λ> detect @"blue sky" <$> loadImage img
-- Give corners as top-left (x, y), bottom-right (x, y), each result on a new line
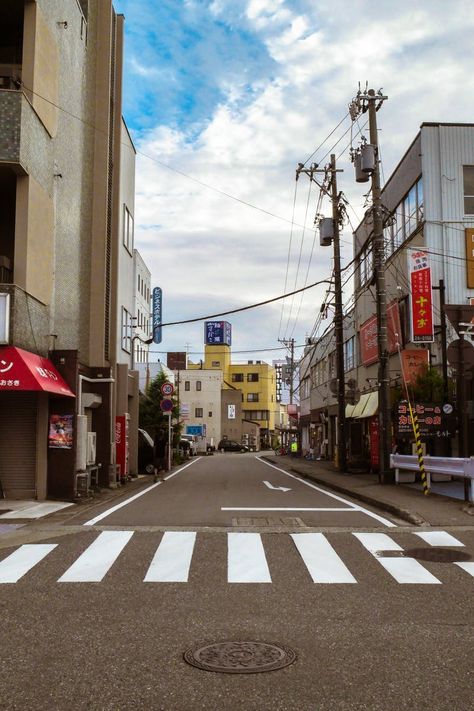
top-left (113, 1), bottom-right (474, 370)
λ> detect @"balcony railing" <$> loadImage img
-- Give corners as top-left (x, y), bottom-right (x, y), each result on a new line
top-left (0, 256), bottom-right (13, 284)
top-left (0, 64), bottom-right (22, 91)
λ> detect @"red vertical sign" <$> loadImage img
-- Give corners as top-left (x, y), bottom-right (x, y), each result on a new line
top-left (409, 250), bottom-right (434, 342)
top-left (369, 416), bottom-right (379, 470)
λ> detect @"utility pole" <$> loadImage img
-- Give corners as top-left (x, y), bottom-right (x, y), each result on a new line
top-left (350, 87), bottom-right (390, 483)
top-left (329, 155), bottom-right (347, 472)
top-left (295, 159), bottom-right (346, 471)
top-left (278, 338), bottom-right (295, 403)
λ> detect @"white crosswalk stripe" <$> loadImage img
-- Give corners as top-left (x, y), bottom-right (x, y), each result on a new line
top-left (227, 532), bottom-right (271, 583)
top-left (58, 531), bottom-right (134, 583)
top-left (0, 530), bottom-right (472, 585)
top-left (0, 544), bottom-right (57, 583)
top-left (144, 531), bottom-right (196, 582)
top-left (353, 532), bottom-right (441, 584)
top-left (291, 533), bottom-right (356, 583)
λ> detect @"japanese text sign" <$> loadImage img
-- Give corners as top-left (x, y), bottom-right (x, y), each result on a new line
top-left (409, 251), bottom-right (433, 343)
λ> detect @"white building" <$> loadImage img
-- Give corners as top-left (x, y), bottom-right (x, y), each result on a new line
top-left (133, 250), bottom-right (151, 367)
top-left (176, 369), bottom-right (223, 448)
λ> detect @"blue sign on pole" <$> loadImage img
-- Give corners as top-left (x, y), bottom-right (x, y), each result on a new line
top-left (186, 425), bottom-right (203, 436)
top-left (152, 287), bottom-right (162, 344)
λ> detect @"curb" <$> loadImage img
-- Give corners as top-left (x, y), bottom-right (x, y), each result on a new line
top-left (289, 466), bottom-right (428, 526)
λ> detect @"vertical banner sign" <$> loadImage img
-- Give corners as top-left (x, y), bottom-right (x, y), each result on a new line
top-left (465, 228), bottom-right (474, 288)
top-left (152, 287), bottom-right (162, 344)
top-left (409, 250), bottom-right (434, 342)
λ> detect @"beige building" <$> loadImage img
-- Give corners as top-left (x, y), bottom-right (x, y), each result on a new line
top-left (0, 0), bottom-right (136, 498)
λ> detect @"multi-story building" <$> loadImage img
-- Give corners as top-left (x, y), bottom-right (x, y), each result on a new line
top-left (133, 250), bottom-right (151, 368)
top-left (303, 122), bottom-right (474, 467)
top-left (176, 369), bottom-right (223, 449)
top-left (0, 1), bottom-right (135, 498)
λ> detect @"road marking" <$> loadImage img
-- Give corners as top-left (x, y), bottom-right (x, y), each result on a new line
top-left (291, 533), bottom-right (356, 584)
top-left (257, 457), bottom-right (396, 527)
top-left (414, 531), bottom-right (465, 547)
top-left (0, 544), bottom-right (57, 583)
top-left (227, 532), bottom-right (271, 583)
top-left (82, 458), bottom-right (202, 526)
top-left (263, 481), bottom-right (291, 492)
top-left (353, 532), bottom-right (441, 584)
top-left (222, 507), bottom-right (358, 512)
top-left (454, 562), bottom-right (474, 578)
top-left (58, 531), bottom-right (133, 582)
top-left (144, 532), bottom-right (196, 582)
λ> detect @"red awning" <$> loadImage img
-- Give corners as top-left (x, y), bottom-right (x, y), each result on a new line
top-left (0, 346), bottom-right (75, 397)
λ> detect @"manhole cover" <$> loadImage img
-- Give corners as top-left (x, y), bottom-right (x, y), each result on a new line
top-left (402, 547), bottom-right (472, 563)
top-left (183, 641), bottom-right (296, 674)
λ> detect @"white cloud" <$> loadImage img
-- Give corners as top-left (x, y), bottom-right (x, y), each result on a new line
top-left (130, 0), bottom-right (474, 364)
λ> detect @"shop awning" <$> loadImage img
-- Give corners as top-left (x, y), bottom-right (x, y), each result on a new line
top-left (0, 346), bottom-right (75, 397)
top-left (362, 391), bottom-right (378, 418)
top-left (345, 403), bottom-right (356, 418)
top-left (350, 392), bottom-right (371, 418)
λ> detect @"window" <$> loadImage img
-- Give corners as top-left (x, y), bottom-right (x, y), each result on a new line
top-left (247, 373), bottom-right (259, 382)
top-left (184, 381), bottom-right (190, 391)
top-left (212, 361), bottom-right (220, 367)
top-left (195, 408), bottom-right (203, 418)
top-left (247, 393), bottom-right (259, 402)
top-left (208, 412), bottom-right (212, 417)
top-left (344, 336), bottom-right (355, 371)
top-left (232, 373), bottom-right (244, 382)
top-left (242, 410), bottom-right (269, 421)
top-left (121, 307), bottom-right (132, 353)
top-left (196, 381), bottom-right (201, 391)
top-left (123, 205), bottom-right (134, 253)
top-left (464, 166), bottom-right (474, 214)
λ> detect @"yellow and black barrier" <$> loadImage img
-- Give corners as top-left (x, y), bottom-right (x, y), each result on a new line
top-left (408, 402), bottom-right (429, 496)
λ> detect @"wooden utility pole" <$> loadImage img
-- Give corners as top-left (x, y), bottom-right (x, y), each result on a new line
top-left (329, 154), bottom-right (347, 472)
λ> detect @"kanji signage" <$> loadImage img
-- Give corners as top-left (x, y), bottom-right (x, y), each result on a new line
top-left (152, 287), bottom-right (162, 344)
top-left (204, 321), bottom-right (232, 346)
top-left (409, 250), bottom-right (434, 343)
top-left (360, 301), bottom-right (401, 365)
top-left (400, 349), bottom-right (429, 384)
top-left (396, 402), bottom-right (454, 438)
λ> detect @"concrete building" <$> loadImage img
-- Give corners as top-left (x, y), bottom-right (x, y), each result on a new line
top-left (0, 0), bottom-right (134, 498)
top-left (133, 249), bottom-right (151, 368)
top-left (176, 369), bottom-right (223, 449)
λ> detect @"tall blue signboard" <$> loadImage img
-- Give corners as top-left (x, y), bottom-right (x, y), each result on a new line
top-left (205, 320), bottom-right (232, 346)
top-left (152, 287), bottom-right (162, 344)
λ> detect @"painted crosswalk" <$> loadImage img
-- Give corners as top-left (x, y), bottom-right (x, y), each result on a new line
top-left (0, 531), bottom-right (472, 586)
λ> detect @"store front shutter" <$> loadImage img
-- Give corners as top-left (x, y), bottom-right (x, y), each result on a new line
top-left (0, 393), bottom-right (37, 498)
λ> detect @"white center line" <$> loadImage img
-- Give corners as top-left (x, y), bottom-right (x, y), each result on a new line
top-left (222, 507), bottom-right (358, 512)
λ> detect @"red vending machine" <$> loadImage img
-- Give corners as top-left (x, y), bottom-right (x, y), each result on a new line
top-left (115, 413), bottom-right (130, 481)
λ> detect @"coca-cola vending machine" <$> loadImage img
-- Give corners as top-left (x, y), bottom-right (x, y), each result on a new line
top-left (115, 413), bottom-right (130, 481)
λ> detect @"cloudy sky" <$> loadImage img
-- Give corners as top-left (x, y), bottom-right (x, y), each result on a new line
top-left (114, 0), bottom-right (474, 368)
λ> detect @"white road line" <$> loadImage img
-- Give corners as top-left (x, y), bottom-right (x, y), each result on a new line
top-left (58, 531), bottom-right (133, 582)
top-left (353, 532), bottom-right (441, 584)
top-left (228, 532), bottom-right (271, 583)
top-left (144, 532), bottom-right (196, 582)
top-left (257, 457), bottom-right (396, 527)
top-left (83, 458), bottom-right (201, 526)
top-left (414, 531), bottom-right (465, 547)
top-left (291, 533), bottom-right (356, 584)
top-left (222, 507), bottom-right (358, 512)
top-left (454, 562), bottom-right (474, 578)
top-left (0, 544), bottom-right (57, 583)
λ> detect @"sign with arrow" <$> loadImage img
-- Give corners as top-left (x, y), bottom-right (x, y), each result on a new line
top-left (263, 481), bottom-right (291, 492)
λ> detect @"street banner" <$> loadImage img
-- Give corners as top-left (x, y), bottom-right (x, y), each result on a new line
top-left (400, 349), bottom-right (429, 384)
top-left (152, 287), bottom-right (162, 344)
top-left (360, 301), bottom-right (401, 365)
top-left (409, 250), bottom-right (434, 342)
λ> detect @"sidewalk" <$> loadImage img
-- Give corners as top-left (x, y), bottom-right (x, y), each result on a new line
top-left (263, 454), bottom-right (474, 527)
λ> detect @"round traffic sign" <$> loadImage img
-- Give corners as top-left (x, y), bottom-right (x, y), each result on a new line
top-left (160, 398), bottom-right (174, 412)
top-left (161, 382), bottom-right (174, 396)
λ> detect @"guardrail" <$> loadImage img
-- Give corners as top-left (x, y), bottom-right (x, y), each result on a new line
top-left (390, 454), bottom-right (474, 502)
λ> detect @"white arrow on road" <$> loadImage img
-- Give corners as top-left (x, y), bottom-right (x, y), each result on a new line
top-left (263, 480), bottom-right (291, 492)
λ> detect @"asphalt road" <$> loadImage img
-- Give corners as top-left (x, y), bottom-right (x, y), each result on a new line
top-left (0, 453), bottom-right (473, 711)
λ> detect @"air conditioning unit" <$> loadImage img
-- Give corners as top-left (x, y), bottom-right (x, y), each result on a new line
top-left (87, 432), bottom-right (97, 465)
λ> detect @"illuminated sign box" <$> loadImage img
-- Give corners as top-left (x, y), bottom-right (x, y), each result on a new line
top-left (204, 321), bottom-right (232, 346)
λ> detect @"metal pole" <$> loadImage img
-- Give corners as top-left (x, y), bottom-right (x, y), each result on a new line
top-left (368, 90), bottom-right (391, 483)
top-left (167, 412), bottom-right (172, 472)
top-left (330, 154), bottom-right (347, 472)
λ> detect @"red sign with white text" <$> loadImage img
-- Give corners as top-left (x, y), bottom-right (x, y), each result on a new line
top-left (409, 251), bottom-right (434, 342)
top-left (360, 302), bottom-right (401, 365)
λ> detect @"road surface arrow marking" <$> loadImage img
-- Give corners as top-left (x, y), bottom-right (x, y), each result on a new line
top-left (263, 480), bottom-right (291, 492)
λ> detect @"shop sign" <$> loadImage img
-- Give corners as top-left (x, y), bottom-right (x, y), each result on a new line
top-left (409, 250), bottom-right (434, 342)
top-left (180, 403), bottom-right (190, 420)
top-left (204, 321), bottom-right (232, 346)
top-left (186, 425), bottom-right (203, 436)
top-left (360, 302), bottom-right (401, 365)
top-left (369, 416), bottom-right (379, 470)
top-left (396, 401), bottom-right (454, 438)
top-left (400, 349), bottom-right (429, 384)
top-left (228, 404), bottom-right (236, 419)
top-left (49, 414), bottom-right (73, 449)
top-left (152, 287), bottom-right (162, 344)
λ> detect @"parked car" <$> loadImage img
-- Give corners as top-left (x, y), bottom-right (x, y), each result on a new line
top-left (138, 428), bottom-right (154, 474)
top-left (180, 434), bottom-right (199, 456)
top-left (217, 440), bottom-right (249, 452)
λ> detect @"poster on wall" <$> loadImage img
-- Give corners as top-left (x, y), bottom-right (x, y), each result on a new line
top-left (49, 414), bottom-right (73, 449)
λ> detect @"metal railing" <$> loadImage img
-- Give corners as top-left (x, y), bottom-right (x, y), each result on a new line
top-left (390, 454), bottom-right (474, 502)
